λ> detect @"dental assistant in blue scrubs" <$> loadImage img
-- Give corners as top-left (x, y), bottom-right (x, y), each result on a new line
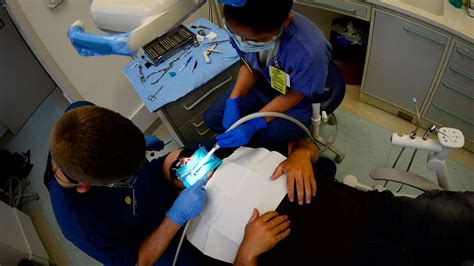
top-left (204, 0), bottom-right (332, 147)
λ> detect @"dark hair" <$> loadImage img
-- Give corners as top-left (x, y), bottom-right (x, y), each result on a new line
top-left (223, 0), bottom-right (293, 34)
top-left (50, 106), bottom-right (145, 184)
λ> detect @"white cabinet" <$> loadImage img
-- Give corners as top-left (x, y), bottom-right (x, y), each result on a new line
top-left (361, 8), bottom-right (450, 113)
top-left (0, 201), bottom-right (49, 265)
top-left (295, 0), bottom-right (372, 21)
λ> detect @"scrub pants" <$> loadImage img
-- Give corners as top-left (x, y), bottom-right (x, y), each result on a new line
top-left (204, 81), bottom-right (313, 146)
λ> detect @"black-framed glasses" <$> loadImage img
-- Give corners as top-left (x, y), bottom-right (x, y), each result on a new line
top-left (56, 170), bottom-right (138, 189)
top-left (62, 171), bottom-right (79, 184)
top-left (54, 161), bottom-right (141, 189)
top-left (49, 153), bottom-right (142, 189)
top-left (105, 175), bottom-right (138, 188)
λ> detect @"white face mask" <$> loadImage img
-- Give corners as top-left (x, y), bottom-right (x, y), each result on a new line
top-left (223, 20), bottom-right (281, 53)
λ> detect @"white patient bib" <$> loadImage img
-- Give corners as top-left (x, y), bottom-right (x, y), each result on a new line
top-left (186, 147), bottom-right (288, 263)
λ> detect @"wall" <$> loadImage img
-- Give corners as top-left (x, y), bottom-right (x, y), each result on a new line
top-left (4, 0), bottom-right (210, 131)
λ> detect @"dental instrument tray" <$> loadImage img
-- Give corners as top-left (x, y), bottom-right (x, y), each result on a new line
top-left (144, 25), bottom-right (196, 65)
top-left (123, 18), bottom-right (240, 113)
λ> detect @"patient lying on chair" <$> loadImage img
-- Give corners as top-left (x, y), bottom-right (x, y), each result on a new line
top-left (159, 140), bottom-right (474, 266)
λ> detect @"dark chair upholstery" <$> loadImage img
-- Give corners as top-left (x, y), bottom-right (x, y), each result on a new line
top-left (312, 60), bottom-right (346, 114)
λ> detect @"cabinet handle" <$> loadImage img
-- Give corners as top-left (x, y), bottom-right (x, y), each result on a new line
top-left (310, 1), bottom-right (357, 13)
top-left (192, 121), bottom-right (205, 128)
top-left (196, 128), bottom-right (211, 136)
top-left (403, 26), bottom-right (445, 45)
top-left (449, 65), bottom-right (474, 81)
top-left (183, 75), bottom-right (233, 111)
top-left (456, 45), bottom-right (474, 60)
top-left (443, 80), bottom-right (474, 100)
top-left (433, 103), bottom-right (474, 126)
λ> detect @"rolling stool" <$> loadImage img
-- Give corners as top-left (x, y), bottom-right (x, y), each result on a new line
top-left (311, 60), bottom-right (346, 163)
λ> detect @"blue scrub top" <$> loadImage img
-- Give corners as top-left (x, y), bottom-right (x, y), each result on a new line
top-left (234, 12), bottom-right (332, 98)
top-left (48, 157), bottom-right (181, 265)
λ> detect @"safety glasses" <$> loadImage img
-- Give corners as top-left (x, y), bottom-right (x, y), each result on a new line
top-left (54, 170), bottom-right (138, 189)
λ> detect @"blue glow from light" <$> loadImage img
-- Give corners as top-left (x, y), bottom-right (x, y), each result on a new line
top-left (176, 147), bottom-right (222, 187)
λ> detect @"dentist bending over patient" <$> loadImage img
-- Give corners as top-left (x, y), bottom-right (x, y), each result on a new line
top-left (44, 102), bottom-right (317, 265)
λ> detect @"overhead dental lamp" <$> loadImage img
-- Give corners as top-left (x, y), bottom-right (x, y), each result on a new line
top-left (68, 0), bottom-right (205, 57)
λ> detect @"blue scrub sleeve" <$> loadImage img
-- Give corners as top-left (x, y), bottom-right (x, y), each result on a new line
top-left (290, 42), bottom-right (331, 97)
top-left (70, 216), bottom-right (143, 265)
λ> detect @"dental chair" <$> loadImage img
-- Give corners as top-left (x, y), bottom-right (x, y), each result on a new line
top-left (311, 60), bottom-right (346, 163)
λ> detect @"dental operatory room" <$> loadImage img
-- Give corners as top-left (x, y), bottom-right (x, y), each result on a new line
top-left (1, 0), bottom-right (474, 265)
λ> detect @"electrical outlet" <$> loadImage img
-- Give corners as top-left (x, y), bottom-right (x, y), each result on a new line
top-left (47, 0), bottom-right (63, 9)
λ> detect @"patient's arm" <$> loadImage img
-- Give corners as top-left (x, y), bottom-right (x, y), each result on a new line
top-left (234, 209), bottom-right (291, 266)
top-left (271, 139), bottom-right (320, 205)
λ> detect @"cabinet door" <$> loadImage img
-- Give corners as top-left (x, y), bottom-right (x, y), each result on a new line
top-left (0, 7), bottom-right (55, 134)
top-left (362, 10), bottom-right (448, 112)
top-left (295, 0), bottom-right (371, 21)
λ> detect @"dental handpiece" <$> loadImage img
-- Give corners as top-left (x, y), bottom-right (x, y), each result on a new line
top-left (192, 143), bottom-right (220, 173)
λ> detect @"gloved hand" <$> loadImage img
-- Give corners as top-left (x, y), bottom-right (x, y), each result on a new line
top-left (216, 117), bottom-right (267, 148)
top-left (145, 135), bottom-right (165, 151)
top-left (222, 97), bottom-right (241, 130)
top-left (166, 179), bottom-right (207, 226)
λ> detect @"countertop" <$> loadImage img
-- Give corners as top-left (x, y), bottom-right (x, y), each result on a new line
top-left (366, 0), bottom-right (474, 43)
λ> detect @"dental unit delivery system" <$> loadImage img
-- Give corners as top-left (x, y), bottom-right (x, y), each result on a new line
top-left (343, 97), bottom-right (465, 195)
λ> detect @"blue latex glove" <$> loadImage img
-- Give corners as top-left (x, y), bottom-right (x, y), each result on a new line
top-left (218, 0), bottom-right (247, 7)
top-left (222, 97), bottom-right (241, 130)
top-left (216, 117), bottom-right (267, 148)
top-left (144, 135), bottom-right (164, 151)
top-left (166, 179), bottom-right (207, 226)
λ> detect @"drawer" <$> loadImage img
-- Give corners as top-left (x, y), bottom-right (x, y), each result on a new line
top-left (444, 61), bottom-right (474, 90)
top-left (431, 79), bottom-right (473, 121)
top-left (178, 110), bottom-right (216, 145)
top-left (450, 42), bottom-right (474, 71)
top-left (164, 63), bottom-right (239, 127)
top-left (296, 0), bottom-right (370, 21)
top-left (425, 102), bottom-right (474, 141)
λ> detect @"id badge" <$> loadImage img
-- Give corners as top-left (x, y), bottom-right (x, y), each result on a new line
top-left (269, 66), bottom-right (290, 94)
